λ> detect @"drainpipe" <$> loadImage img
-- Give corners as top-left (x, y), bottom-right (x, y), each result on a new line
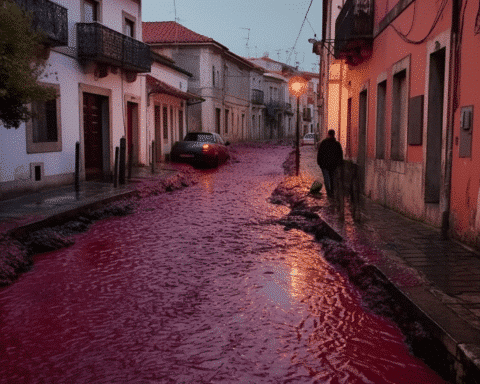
top-left (442, 0), bottom-right (461, 239)
top-left (337, 61), bottom-right (344, 142)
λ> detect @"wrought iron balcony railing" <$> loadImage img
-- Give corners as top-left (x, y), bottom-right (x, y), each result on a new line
top-left (334, 0), bottom-right (374, 62)
top-left (251, 89), bottom-right (264, 105)
top-left (77, 23), bottom-right (152, 73)
top-left (14, 0), bottom-right (68, 46)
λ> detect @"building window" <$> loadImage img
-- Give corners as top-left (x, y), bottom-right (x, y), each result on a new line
top-left (225, 109), bottom-right (229, 134)
top-left (242, 113), bottom-right (245, 137)
top-left (391, 69), bottom-right (407, 161)
top-left (124, 19), bottom-right (134, 37)
top-left (170, 106), bottom-right (174, 142)
top-left (212, 66), bottom-right (216, 87)
top-left (83, 0), bottom-right (99, 22)
top-left (163, 106), bottom-right (168, 140)
top-left (376, 80), bottom-right (387, 159)
top-left (215, 108), bottom-right (221, 134)
top-left (122, 11), bottom-right (136, 38)
top-left (154, 104), bottom-right (160, 132)
top-left (26, 83), bottom-right (62, 153)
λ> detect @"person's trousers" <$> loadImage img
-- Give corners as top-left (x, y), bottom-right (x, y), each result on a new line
top-left (321, 168), bottom-right (335, 197)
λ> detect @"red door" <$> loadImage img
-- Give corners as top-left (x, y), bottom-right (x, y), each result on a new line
top-left (126, 102), bottom-right (139, 165)
top-left (83, 93), bottom-right (104, 180)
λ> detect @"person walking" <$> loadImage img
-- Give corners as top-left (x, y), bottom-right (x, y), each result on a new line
top-left (317, 129), bottom-right (343, 198)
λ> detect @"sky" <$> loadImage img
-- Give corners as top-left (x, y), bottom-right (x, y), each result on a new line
top-left (142, 0), bottom-right (323, 73)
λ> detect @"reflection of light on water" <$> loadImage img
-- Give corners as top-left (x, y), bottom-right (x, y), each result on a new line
top-left (198, 172), bottom-right (215, 193)
top-left (289, 266), bottom-right (302, 299)
top-left (286, 231), bottom-right (327, 301)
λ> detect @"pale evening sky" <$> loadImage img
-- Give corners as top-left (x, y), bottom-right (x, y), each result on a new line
top-left (142, 0), bottom-right (323, 73)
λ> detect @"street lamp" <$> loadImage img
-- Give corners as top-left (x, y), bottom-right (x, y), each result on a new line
top-left (288, 76), bottom-right (308, 176)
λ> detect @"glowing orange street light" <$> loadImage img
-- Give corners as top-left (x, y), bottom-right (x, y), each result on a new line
top-left (288, 76), bottom-right (308, 176)
top-left (288, 76), bottom-right (308, 97)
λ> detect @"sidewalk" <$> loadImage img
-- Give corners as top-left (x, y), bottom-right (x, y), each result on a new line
top-left (0, 165), bottom-right (180, 237)
top-left (299, 145), bottom-right (480, 383)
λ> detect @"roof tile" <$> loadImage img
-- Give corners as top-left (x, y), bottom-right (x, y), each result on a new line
top-left (143, 21), bottom-right (214, 44)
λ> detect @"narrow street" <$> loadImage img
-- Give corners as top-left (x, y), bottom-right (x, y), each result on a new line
top-left (0, 145), bottom-right (446, 383)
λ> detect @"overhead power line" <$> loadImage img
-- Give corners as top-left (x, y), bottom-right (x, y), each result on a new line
top-left (287, 0), bottom-right (314, 65)
top-left (306, 16), bottom-right (317, 37)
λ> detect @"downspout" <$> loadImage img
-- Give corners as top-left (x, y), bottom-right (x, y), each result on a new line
top-left (337, 61), bottom-right (344, 142)
top-left (322, 0), bottom-right (332, 139)
top-left (442, 0), bottom-right (462, 239)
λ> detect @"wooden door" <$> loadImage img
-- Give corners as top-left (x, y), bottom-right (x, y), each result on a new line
top-left (83, 93), bottom-right (103, 180)
top-left (127, 101), bottom-right (139, 165)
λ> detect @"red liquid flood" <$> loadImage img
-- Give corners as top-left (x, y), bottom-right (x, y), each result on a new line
top-left (0, 145), bottom-right (448, 383)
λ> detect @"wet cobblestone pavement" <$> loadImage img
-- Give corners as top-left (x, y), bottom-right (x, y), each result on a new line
top-left (0, 144), bottom-right (447, 383)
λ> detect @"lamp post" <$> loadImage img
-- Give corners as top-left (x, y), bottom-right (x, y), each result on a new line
top-left (288, 76), bottom-right (308, 176)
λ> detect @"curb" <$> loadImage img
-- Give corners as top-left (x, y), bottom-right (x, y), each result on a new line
top-left (6, 189), bottom-right (138, 239)
top-left (319, 213), bottom-right (480, 384)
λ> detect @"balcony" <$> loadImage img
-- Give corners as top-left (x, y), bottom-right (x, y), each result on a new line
top-left (77, 23), bottom-right (152, 73)
top-left (252, 89), bottom-right (264, 105)
top-left (14, 0), bottom-right (68, 46)
top-left (334, 0), bottom-right (374, 65)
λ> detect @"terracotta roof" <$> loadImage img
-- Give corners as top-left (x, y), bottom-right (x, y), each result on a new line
top-left (143, 21), bottom-right (215, 45)
top-left (146, 75), bottom-right (204, 103)
top-left (143, 21), bottom-right (255, 70)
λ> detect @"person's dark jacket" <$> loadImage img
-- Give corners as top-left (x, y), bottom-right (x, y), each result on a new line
top-left (317, 137), bottom-right (343, 170)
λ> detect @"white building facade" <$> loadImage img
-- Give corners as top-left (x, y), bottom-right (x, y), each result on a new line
top-left (247, 56), bottom-right (319, 142)
top-left (143, 22), bottom-right (255, 144)
top-left (0, 0), bottom-right (151, 198)
top-left (145, 51), bottom-right (202, 162)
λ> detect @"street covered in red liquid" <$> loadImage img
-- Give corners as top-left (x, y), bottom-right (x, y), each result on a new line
top-left (0, 145), bottom-right (447, 383)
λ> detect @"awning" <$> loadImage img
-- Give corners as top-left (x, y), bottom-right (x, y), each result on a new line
top-left (146, 75), bottom-right (204, 104)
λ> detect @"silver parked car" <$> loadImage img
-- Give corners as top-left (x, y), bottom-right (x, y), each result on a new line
top-left (171, 132), bottom-right (230, 168)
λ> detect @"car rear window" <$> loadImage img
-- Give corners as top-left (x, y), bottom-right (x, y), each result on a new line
top-left (305, 133), bottom-right (314, 139)
top-left (184, 133), bottom-right (215, 143)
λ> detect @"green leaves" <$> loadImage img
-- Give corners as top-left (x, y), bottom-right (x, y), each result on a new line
top-left (0, 0), bottom-right (56, 128)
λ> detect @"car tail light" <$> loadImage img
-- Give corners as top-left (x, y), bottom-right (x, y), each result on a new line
top-left (202, 144), bottom-right (210, 152)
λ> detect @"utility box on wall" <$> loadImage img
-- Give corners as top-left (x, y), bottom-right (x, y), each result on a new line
top-left (459, 106), bottom-right (473, 158)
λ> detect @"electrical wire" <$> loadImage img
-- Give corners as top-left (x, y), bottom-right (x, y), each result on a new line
top-left (390, 0), bottom-right (448, 45)
top-left (306, 16), bottom-right (317, 37)
top-left (287, 0), bottom-right (314, 64)
top-left (395, 0), bottom-right (416, 37)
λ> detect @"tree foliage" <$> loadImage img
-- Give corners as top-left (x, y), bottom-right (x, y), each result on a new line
top-left (0, 0), bottom-right (56, 129)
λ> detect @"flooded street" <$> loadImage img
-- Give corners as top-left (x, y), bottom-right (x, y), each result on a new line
top-left (0, 145), bottom-right (446, 383)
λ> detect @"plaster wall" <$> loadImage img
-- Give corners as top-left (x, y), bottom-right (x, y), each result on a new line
top-left (0, 0), bottom-right (145, 197)
top-left (328, 0), bottom-right (452, 227)
top-left (449, 0), bottom-right (480, 246)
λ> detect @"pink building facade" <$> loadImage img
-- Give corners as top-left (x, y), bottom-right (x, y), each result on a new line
top-left (322, 0), bottom-right (480, 247)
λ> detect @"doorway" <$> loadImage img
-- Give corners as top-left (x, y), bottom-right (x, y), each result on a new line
top-left (127, 101), bottom-right (139, 166)
top-left (154, 104), bottom-right (163, 163)
top-left (425, 48), bottom-right (446, 203)
top-left (83, 92), bottom-right (109, 180)
top-left (358, 90), bottom-right (368, 193)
